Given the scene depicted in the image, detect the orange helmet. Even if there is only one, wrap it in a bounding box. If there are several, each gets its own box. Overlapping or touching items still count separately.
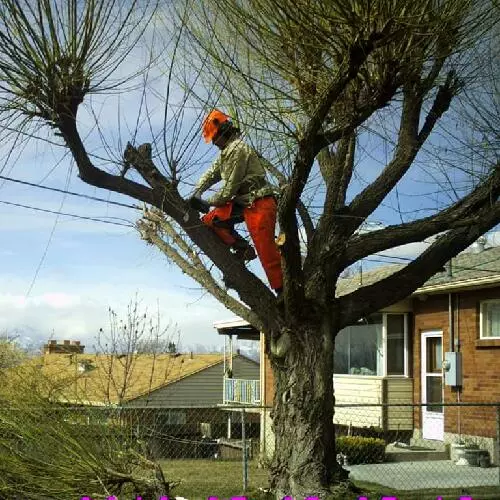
[202,109,230,143]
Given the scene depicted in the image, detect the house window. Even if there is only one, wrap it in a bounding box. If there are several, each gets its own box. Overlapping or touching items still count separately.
[480,300,500,338]
[334,314,383,376]
[386,314,406,376]
[334,313,408,376]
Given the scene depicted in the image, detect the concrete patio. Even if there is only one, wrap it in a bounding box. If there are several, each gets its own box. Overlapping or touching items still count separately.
[347,460,500,491]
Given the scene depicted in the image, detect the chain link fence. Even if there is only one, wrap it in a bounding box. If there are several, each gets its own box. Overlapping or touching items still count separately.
[334,402,500,497]
[2,403,500,498]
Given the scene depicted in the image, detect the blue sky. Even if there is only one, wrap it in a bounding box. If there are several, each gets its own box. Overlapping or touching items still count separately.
[0,95,237,351]
[0,168,236,351]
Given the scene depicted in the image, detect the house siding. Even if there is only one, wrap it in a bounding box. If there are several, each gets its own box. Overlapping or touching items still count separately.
[262,339,413,431]
[413,286,500,438]
[386,378,414,430]
[334,376,383,428]
[126,356,259,407]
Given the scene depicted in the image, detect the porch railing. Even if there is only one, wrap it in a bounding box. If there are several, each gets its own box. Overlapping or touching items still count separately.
[223,377,260,405]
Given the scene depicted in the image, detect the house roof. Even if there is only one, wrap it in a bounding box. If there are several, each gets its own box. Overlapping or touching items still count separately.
[15,352,232,405]
[214,318,260,340]
[336,246,500,297]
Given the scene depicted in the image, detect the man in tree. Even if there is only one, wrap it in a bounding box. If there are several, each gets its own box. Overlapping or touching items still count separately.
[191,109,283,295]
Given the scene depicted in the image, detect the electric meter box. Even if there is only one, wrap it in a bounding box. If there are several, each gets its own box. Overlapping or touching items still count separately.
[443,351,462,387]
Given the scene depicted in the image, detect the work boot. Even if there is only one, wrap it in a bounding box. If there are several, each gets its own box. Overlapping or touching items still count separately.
[231,239,257,262]
[233,245,257,262]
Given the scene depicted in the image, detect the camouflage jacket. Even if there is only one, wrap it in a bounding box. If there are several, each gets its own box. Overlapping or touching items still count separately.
[195,138,276,207]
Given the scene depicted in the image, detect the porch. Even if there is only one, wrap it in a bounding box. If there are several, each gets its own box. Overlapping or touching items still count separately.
[214,318,261,408]
[223,377,260,405]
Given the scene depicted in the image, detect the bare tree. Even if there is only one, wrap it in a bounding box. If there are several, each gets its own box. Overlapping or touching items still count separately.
[0,0,499,497]
[93,298,181,405]
[0,299,182,498]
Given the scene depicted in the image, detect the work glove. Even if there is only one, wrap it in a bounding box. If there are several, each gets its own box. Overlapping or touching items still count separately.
[188,196,211,214]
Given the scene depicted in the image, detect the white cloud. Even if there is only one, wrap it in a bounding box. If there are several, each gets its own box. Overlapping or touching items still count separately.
[370,229,500,263]
[0,293,80,310]
[0,277,230,351]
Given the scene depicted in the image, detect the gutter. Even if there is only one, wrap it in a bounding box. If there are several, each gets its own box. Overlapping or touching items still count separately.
[412,274,500,295]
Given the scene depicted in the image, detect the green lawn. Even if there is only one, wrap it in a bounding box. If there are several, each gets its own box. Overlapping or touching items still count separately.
[162,459,271,500]
[162,460,500,500]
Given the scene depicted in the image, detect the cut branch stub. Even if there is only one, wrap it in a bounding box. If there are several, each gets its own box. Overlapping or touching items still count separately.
[123,142,171,189]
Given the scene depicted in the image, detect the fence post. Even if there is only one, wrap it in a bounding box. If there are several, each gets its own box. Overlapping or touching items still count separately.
[242,408,248,492]
[496,406,500,485]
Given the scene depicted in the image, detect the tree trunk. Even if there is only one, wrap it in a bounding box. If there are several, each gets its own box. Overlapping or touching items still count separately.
[269,315,350,499]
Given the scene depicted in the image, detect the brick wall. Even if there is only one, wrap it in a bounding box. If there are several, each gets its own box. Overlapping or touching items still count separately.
[413,286,500,437]
[261,287,500,438]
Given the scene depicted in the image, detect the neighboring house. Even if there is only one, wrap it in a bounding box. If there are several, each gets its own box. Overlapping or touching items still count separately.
[29,345,259,408]
[217,245,500,460]
[15,346,260,450]
[212,318,266,453]
[11,346,261,460]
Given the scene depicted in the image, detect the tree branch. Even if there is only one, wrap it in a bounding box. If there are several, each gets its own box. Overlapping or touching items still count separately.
[58,116,281,329]
[324,134,356,211]
[264,158,315,243]
[339,201,500,328]
[279,30,388,313]
[137,212,264,331]
[347,71,459,227]
[302,136,356,301]
[58,117,158,207]
[313,76,399,156]
[285,31,388,217]
[123,142,171,188]
[344,164,500,265]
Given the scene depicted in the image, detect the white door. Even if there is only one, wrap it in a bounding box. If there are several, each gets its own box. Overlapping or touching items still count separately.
[421,331,444,440]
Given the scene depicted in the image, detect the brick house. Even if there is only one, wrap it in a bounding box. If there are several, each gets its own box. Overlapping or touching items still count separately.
[218,245,500,461]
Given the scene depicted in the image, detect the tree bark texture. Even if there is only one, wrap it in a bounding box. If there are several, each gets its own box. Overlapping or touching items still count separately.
[269,315,349,499]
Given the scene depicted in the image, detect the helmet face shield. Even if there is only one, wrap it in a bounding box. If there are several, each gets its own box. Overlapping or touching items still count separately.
[202,110,230,143]
[211,121,234,142]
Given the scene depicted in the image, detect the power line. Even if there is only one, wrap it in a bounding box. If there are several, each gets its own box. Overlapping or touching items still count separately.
[0,174,141,210]
[0,199,134,228]
[25,172,69,297]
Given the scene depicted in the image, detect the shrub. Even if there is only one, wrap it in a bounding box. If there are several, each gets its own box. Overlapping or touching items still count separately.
[336,436,386,464]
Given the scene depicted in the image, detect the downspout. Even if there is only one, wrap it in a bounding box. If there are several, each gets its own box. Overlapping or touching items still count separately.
[449,293,454,353]
[447,260,459,438]
[448,259,454,353]
[223,332,226,404]
[260,332,266,458]
[229,334,233,374]
[449,285,462,438]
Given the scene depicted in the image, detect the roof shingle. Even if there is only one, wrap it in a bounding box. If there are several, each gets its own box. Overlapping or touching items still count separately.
[336,246,500,297]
